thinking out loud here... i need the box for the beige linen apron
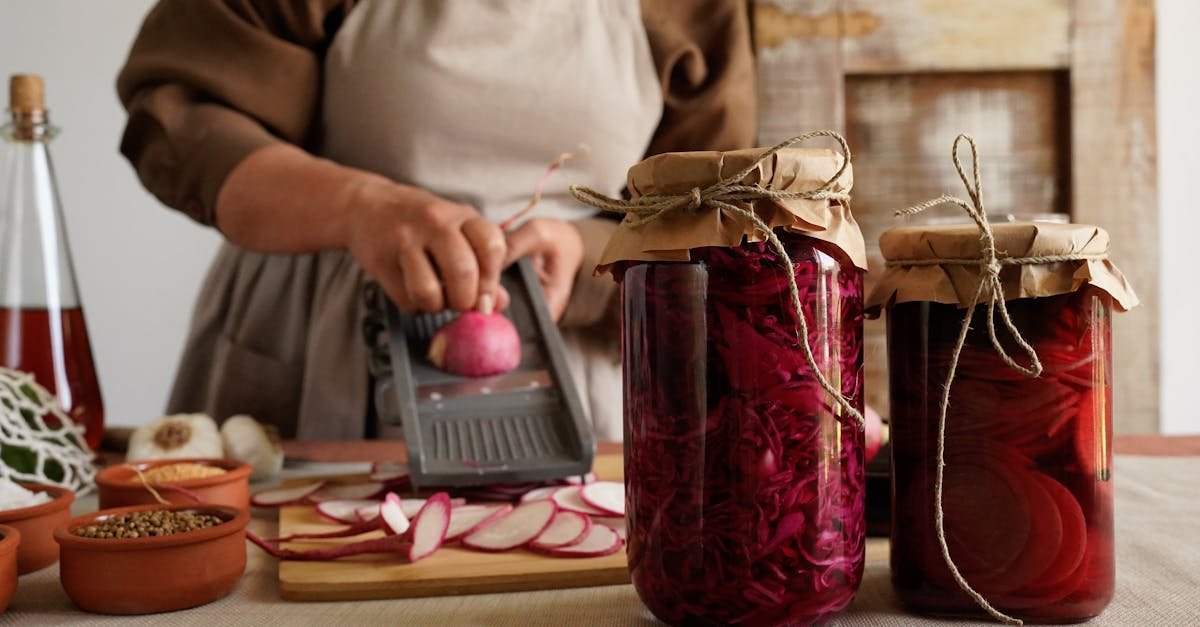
[167,0,661,441]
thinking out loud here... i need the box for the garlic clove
[126,413,224,462]
[220,414,284,481]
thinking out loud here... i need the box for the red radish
[380,493,411,535]
[369,461,410,483]
[532,523,622,558]
[445,504,512,541]
[427,311,521,377]
[579,481,625,517]
[407,492,453,562]
[864,405,887,463]
[461,500,557,552]
[316,499,383,525]
[258,518,380,543]
[251,481,326,507]
[519,486,561,503]
[307,481,387,503]
[531,511,592,549]
[551,485,609,517]
[563,473,598,485]
[247,531,413,561]
[248,491,452,563]
[591,516,626,540]
[398,497,466,518]
[356,503,380,523]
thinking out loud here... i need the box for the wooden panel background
[752,0,1159,432]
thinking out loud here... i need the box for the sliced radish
[550,485,608,516]
[531,511,592,549]
[307,481,386,503]
[380,493,411,535]
[251,481,326,507]
[247,530,412,561]
[445,505,512,542]
[580,481,625,516]
[591,516,626,540]
[461,500,557,552]
[564,472,597,485]
[369,461,409,483]
[356,503,381,523]
[407,492,452,562]
[248,491,452,563]
[258,518,380,543]
[532,523,622,557]
[397,497,467,518]
[519,486,561,503]
[316,499,383,524]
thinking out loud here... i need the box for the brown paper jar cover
[865,221,1138,314]
[596,146,867,275]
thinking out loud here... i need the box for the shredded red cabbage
[888,288,1114,621]
[621,233,865,625]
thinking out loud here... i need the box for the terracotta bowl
[0,483,75,574]
[96,458,251,511]
[0,525,19,613]
[54,503,249,614]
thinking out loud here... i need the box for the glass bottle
[0,75,104,450]
[622,233,866,626]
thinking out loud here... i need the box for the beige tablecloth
[5,455,1198,626]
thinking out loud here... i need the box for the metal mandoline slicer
[363,258,595,489]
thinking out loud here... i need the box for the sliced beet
[970,468,1064,594]
[251,481,326,507]
[937,451,1032,586]
[461,500,557,552]
[530,511,592,549]
[1018,474,1088,591]
[579,481,624,517]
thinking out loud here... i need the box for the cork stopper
[10,74,45,113]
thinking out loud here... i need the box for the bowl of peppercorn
[96,458,252,511]
[54,503,249,614]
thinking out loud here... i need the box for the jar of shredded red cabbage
[621,233,865,625]
[867,222,1138,623]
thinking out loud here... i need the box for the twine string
[570,130,864,429]
[889,134,1108,626]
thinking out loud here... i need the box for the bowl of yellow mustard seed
[95,458,251,511]
[54,503,248,614]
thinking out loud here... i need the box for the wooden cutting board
[276,453,628,601]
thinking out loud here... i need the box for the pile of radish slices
[247,464,626,563]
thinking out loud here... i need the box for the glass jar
[621,232,866,626]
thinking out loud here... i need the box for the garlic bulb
[127,413,223,461]
[220,414,284,480]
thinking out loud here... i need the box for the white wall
[0,1,1196,432]
[1157,0,1200,434]
[0,0,221,427]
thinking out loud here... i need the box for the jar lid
[591,143,867,275]
[866,221,1138,313]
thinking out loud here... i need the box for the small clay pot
[0,525,19,613]
[0,483,75,574]
[96,458,251,511]
[54,503,249,614]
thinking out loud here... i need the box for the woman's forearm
[213,142,387,253]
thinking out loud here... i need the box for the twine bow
[890,134,1108,625]
[570,130,864,429]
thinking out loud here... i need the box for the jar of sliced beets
[573,133,869,626]
[866,136,1139,624]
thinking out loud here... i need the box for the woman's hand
[345,179,508,314]
[504,218,584,320]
